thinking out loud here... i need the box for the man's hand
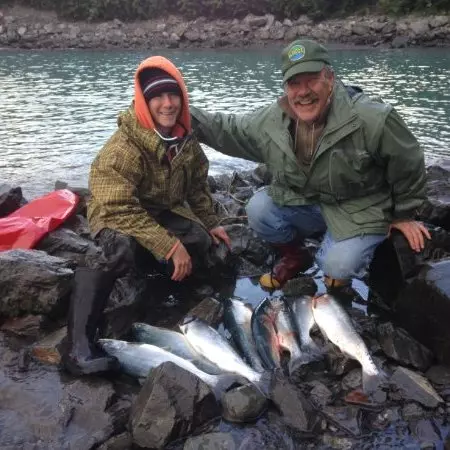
[171,243,192,281]
[389,220,431,252]
[210,226,232,249]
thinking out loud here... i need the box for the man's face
[148,92,182,133]
[285,68,334,124]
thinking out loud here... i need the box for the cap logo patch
[288,45,305,62]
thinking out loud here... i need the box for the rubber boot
[63,268,118,376]
[260,241,313,289]
[324,276,355,304]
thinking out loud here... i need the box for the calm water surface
[0,47,449,199]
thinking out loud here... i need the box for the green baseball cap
[281,39,331,83]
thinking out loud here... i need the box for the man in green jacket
[191,39,430,292]
[63,56,231,376]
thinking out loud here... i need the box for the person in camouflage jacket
[63,56,231,376]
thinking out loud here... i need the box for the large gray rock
[0,249,73,317]
[390,367,444,408]
[270,370,318,432]
[130,361,220,449]
[222,383,268,423]
[0,184,25,217]
[377,322,434,371]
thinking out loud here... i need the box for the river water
[0,47,449,199]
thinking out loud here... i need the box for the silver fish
[311,294,385,394]
[131,322,222,374]
[271,298,303,375]
[98,339,242,399]
[223,298,265,372]
[287,295,323,369]
[179,316,271,395]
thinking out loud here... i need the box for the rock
[30,326,67,365]
[323,406,362,437]
[282,276,318,296]
[270,370,318,432]
[309,381,333,407]
[430,16,449,28]
[377,322,434,371]
[409,19,430,36]
[222,383,268,423]
[130,361,220,449]
[36,227,97,264]
[426,365,450,385]
[0,250,73,318]
[1,315,44,339]
[393,259,450,365]
[391,35,410,48]
[185,296,223,327]
[184,432,236,450]
[390,367,444,408]
[402,402,426,421]
[98,432,133,450]
[341,369,362,391]
[243,15,267,28]
[322,434,355,450]
[410,419,442,446]
[0,184,25,217]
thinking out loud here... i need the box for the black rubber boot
[63,268,118,375]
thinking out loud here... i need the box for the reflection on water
[0,48,449,198]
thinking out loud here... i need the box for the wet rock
[36,227,97,265]
[393,259,450,365]
[130,361,220,449]
[30,326,67,365]
[410,419,442,446]
[323,406,362,437]
[391,35,410,48]
[377,322,434,371]
[270,370,318,432]
[107,395,132,433]
[325,344,359,376]
[184,432,236,449]
[390,367,444,408]
[0,314,44,339]
[185,296,224,327]
[0,249,73,318]
[98,432,133,450]
[282,276,318,296]
[222,383,268,423]
[402,402,426,421]
[341,368,363,391]
[0,184,25,217]
[426,365,450,386]
[322,434,355,449]
[370,407,401,430]
[309,381,333,407]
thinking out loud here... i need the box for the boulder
[0,184,25,217]
[393,259,450,365]
[377,322,434,371]
[426,365,450,386]
[185,296,224,327]
[222,383,268,423]
[390,367,443,408]
[0,250,73,318]
[130,361,220,449]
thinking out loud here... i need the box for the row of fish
[100,294,385,398]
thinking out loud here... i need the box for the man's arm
[191,105,266,163]
[377,109,430,250]
[89,147,179,261]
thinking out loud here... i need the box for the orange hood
[134,56,191,138]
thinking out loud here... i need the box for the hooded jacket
[88,57,219,260]
[191,80,426,241]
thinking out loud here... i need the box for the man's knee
[246,189,274,230]
[85,228,137,276]
[318,246,364,280]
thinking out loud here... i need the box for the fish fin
[362,368,388,396]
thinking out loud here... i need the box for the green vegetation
[7,0,450,21]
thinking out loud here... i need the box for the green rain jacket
[191,81,426,241]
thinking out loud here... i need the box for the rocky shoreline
[0,6,449,51]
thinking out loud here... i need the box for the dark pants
[84,211,213,280]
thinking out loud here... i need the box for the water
[0,47,449,199]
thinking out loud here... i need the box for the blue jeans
[246,188,386,280]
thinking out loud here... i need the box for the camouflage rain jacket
[88,57,219,260]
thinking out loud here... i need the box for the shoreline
[0,6,449,51]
